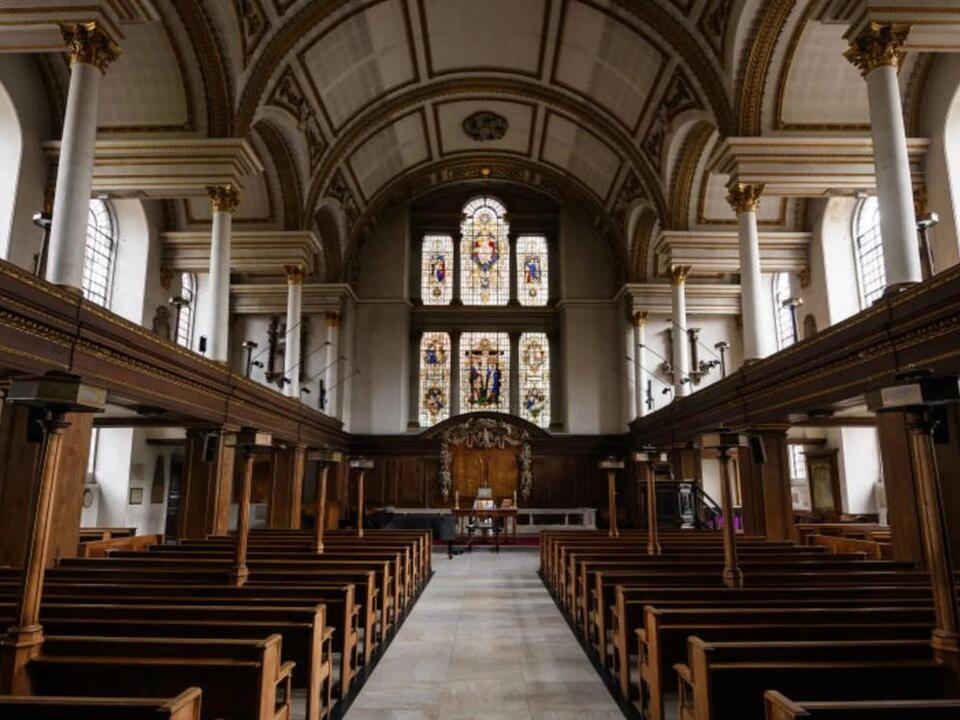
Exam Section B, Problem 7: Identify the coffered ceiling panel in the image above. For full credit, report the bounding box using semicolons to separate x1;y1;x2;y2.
553;0;667;132
540;112;621;200
98;22;190;131
434;99;536;156
348;110;431;200
298;0;418;131
419;0;549;77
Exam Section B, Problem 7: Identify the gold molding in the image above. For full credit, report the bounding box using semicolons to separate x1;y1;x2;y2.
284;263;306;284
325;311;339;328
844;22;911;77
736;0;795;135
632;310;649;327
60;21;120;74
670;265;692;286
726;183;764;214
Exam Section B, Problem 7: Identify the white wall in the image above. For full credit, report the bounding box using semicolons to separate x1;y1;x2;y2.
836;426;881;515
562;302;622;433
920;53;960;271
0;54;51;270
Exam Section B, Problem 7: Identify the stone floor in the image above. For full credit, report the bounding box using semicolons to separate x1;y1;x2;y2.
346;548;624;720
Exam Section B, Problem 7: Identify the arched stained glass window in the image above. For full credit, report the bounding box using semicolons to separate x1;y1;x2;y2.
854;197;885;307
460;331;509;413
82;199;117;307
519;332;550;427
419;332;451;427
773;273;797;351
175;272;196;348
460;196;509;306
421;234;452;305
517;235;548;306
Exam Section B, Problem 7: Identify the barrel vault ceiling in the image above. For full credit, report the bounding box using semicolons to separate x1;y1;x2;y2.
17;0;933;281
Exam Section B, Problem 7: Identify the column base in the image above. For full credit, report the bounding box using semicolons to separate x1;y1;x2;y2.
647;542;661;556
722;567;744;588
0;624;44;694
228;565;249;587
882;281;920;299
932;629;960;656
314;542;324;554
407;420;421;431
608;528;620;539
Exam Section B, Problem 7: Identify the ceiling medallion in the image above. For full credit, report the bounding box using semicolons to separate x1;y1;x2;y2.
462;111;508;142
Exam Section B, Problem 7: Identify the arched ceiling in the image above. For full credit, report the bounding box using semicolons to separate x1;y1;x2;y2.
18;0;934;281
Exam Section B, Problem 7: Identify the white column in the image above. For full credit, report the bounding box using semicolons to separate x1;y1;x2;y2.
324;312;340;418
205;185;238;363
624;315;637;421
282;264;304;398
728;183;776;362
46;23;119;291
634;311;649;417
671;267;691;398
846;23;922;292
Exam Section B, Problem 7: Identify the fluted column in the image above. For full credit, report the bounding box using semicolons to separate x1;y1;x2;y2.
324;312;340;418
206;185;238;363
634;312;649;417
282;264;304;398
45;23;120;291
728;183;775;361
846;23;922;293
670;267;692;398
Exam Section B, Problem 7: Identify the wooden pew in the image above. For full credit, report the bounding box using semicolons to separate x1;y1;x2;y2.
78;534;164;558
764;690;960;719
0;688;203;720
29;635;294;720
674;638;953;720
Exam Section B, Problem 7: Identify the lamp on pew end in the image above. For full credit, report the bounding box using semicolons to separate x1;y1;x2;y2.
632;446;667;464
695;428;746;587
310;448;344;463
229;427;274;452
694;428;749;451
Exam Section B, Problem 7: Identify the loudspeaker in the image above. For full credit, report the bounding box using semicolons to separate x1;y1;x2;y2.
201;432;219;463
749;434;767;464
198;335;207;354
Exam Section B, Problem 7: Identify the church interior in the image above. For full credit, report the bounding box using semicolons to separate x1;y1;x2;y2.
1;0;960;718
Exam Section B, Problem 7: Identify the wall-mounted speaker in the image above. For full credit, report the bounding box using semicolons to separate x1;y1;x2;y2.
749;434;767;464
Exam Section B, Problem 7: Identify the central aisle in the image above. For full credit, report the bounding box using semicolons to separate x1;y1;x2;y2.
347;548;623;719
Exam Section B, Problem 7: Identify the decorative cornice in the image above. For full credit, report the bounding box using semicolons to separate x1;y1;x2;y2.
844;22;911;77
60;21;120;74
208;184;240;214
670;265;692;286
726;183;764;214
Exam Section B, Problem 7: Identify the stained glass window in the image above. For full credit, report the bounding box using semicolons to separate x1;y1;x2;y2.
774;273;797;351
461;197;509;306
854;197;885;307
419;332;451;427
421;234;452;305
82;199;117;307
519;332;550;427
175;272;196;348
460;332;509;413
517;235;548;306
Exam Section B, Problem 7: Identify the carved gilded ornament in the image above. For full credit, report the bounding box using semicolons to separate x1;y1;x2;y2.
60;22;120;74
324;311;339;328
726;183;764;214
798;267;811;289
284;264;305;284
438;417;533;500
632;311;649;327
844;22;911;78
207;185;240;214
670;265;692;286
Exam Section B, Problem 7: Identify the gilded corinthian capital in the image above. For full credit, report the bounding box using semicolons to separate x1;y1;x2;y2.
844;22;910;77
284;264;305;284
670;265;692;286
726;183;764;214
207;185;240;214
60;22;120;74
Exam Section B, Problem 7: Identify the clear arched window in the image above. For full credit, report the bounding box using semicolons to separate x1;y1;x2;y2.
82;199;117;307
517;235;548;306
419;332;451;427
460;196;509;306
519;332;550;427
460;332;509;413
175;272;196;348
854;197;885;307
421;234;453;305
773;273;797;351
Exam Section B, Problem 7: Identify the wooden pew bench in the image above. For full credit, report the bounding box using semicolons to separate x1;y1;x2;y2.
637;605;936;720
674;638;953;720
764;691;960;719
0;688;203;720
29;635;294;720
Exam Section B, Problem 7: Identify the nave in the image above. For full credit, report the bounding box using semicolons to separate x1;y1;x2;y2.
350;549;622;720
